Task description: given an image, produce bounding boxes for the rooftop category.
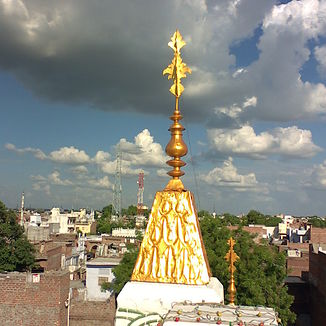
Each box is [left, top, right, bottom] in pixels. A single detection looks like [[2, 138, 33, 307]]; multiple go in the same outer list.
[[86, 257, 122, 266]]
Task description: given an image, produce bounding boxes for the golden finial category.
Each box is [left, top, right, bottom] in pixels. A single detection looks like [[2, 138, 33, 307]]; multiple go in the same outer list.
[[130, 31, 211, 285], [163, 30, 192, 191], [225, 237, 240, 305]]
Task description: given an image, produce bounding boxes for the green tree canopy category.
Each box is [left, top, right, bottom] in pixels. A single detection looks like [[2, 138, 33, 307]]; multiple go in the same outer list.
[[243, 210, 282, 227], [200, 216, 295, 325], [110, 245, 139, 293], [198, 210, 212, 219], [102, 204, 114, 219], [0, 200, 35, 272], [308, 217, 326, 228], [122, 205, 138, 217]]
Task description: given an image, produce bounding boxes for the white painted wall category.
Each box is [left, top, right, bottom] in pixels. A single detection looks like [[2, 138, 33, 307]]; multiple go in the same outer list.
[[86, 265, 115, 301]]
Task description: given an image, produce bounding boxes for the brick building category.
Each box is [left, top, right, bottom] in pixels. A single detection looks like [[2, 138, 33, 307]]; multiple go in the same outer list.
[[0, 270, 70, 326], [69, 295, 116, 326], [310, 226, 326, 244], [34, 241, 63, 271], [309, 244, 326, 326]]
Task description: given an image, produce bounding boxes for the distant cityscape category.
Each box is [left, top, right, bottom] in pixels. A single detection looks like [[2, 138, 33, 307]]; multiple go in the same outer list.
[[0, 193, 325, 325]]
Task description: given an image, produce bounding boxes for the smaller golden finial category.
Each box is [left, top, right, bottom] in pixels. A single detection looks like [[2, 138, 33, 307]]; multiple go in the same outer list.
[[225, 237, 240, 305], [163, 30, 191, 191]]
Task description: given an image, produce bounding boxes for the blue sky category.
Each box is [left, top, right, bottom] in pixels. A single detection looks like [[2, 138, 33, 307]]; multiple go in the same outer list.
[[1, 0, 326, 216]]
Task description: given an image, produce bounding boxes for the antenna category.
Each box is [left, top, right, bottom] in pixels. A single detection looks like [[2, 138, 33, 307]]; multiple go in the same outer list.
[[113, 145, 122, 216], [137, 171, 144, 216]]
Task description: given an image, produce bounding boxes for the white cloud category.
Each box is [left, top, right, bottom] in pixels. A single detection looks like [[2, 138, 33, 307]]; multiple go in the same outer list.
[[30, 174, 47, 182], [242, 0, 326, 121], [6, 129, 163, 177], [306, 160, 326, 189], [96, 129, 167, 176], [31, 174, 51, 195], [232, 68, 247, 78], [48, 146, 90, 164], [315, 45, 326, 79], [5, 143, 90, 164], [118, 129, 167, 168], [92, 151, 110, 164], [200, 157, 263, 192], [157, 168, 168, 177], [208, 125, 322, 159], [48, 171, 72, 186], [70, 165, 88, 174], [32, 183, 51, 195], [5, 143, 46, 160], [100, 159, 144, 176], [243, 96, 257, 108], [87, 176, 111, 189]]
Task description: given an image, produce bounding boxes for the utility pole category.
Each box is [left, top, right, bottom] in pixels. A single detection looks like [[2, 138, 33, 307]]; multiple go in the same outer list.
[[20, 192, 25, 226], [113, 146, 122, 216]]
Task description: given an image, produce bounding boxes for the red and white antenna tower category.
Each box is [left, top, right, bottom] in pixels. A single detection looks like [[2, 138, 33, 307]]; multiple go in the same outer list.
[[137, 171, 144, 216]]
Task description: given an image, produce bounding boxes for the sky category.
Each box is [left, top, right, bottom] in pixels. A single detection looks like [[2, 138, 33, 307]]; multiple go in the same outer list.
[[1, 0, 326, 216]]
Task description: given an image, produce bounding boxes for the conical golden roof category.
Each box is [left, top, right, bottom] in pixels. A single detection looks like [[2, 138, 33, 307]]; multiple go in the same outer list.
[[131, 31, 211, 285]]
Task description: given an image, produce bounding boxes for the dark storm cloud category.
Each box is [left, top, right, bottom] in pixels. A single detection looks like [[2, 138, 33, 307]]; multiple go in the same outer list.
[[1, 0, 325, 129], [0, 0, 276, 125]]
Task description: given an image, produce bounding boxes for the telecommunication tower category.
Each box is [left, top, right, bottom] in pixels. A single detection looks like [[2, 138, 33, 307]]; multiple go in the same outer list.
[[113, 146, 122, 216], [137, 171, 144, 215], [20, 192, 25, 226]]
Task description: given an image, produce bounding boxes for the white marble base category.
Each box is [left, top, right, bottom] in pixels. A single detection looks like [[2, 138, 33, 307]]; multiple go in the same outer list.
[[115, 278, 224, 326]]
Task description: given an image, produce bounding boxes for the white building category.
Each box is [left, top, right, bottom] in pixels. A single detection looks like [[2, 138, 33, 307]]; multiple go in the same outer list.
[[48, 208, 95, 234], [86, 257, 121, 301], [48, 208, 68, 233], [30, 212, 42, 226], [112, 228, 137, 238]]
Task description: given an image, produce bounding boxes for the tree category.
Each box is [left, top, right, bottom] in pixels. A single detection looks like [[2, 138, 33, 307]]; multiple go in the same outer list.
[[309, 216, 326, 228], [244, 210, 282, 227], [0, 200, 35, 272], [96, 217, 113, 234], [246, 209, 266, 225], [198, 210, 211, 219], [200, 216, 295, 325], [222, 213, 241, 226], [122, 205, 137, 217], [110, 246, 139, 293], [102, 204, 114, 219]]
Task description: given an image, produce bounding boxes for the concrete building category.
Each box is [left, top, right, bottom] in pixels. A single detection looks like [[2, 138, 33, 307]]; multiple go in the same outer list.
[[86, 257, 121, 301], [85, 232, 140, 257], [26, 224, 50, 242], [48, 208, 96, 235]]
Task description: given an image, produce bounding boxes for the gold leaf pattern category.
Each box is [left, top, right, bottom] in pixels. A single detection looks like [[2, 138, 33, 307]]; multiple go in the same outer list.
[[131, 190, 211, 285]]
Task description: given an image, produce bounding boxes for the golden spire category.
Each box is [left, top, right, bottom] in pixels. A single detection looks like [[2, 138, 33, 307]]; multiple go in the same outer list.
[[163, 30, 191, 191], [130, 31, 211, 285], [225, 237, 240, 305]]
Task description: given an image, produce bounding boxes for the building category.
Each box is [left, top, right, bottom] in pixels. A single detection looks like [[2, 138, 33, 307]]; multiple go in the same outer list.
[[48, 208, 96, 235], [86, 257, 121, 301], [309, 244, 326, 326], [85, 231, 140, 257], [0, 271, 70, 326]]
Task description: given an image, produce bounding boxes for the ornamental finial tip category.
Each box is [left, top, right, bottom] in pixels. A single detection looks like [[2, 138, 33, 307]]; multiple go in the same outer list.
[[225, 237, 240, 305], [163, 30, 191, 189]]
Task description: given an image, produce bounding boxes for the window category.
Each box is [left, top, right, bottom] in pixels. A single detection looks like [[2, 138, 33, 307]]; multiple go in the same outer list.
[[98, 276, 109, 286]]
